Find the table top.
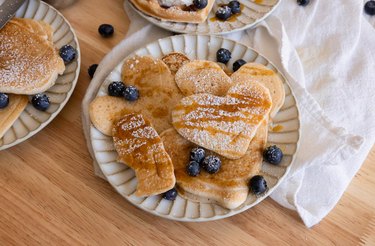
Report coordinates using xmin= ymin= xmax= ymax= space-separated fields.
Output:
xmin=1 ymin=0 xmax=375 ymax=245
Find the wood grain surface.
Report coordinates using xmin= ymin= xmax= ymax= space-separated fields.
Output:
xmin=0 ymin=0 xmax=374 ymax=245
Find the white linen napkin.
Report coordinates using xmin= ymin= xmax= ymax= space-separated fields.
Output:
xmin=82 ymin=0 xmax=375 ymax=227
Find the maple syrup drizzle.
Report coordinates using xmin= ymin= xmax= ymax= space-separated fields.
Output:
xmin=271 ymin=124 xmax=283 ymax=132
xmin=174 ymin=92 xmax=271 ymax=136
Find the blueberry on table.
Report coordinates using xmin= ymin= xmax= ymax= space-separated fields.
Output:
xmin=0 ymin=93 xmax=9 ymax=109
xmin=193 ymin=0 xmax=208 ymax=9
xmin=202 ymin=155 xmax=221 ymax=174
xmin=233 ymin=59 xmax=246 ymax=72
xmin=123 ymin=85 xmax=139 ymax=101
xmin=98 ymin=24 xmax=114 ymax=37
xmin=88 ymin=64 xmax=98 ymax=78
xmin=263 ymin=145 xmax=283 ymax=165
xmin=190 ymin=147 xmax=206 ymax=164
xmin=297 ymin=0 xmax=310 ymax=6
xmin=186 ymin=161 xmax=201 ymax=177
xmin=32 ymin=94 xmax=50 ymax=111
xmin=249 ymin=175 xmax=267 ymax=195
xmin=108 ymin=81 xmax=126 ymax=97
xmin=216 ymin=48 xmax=232 ymax=64
xmin=215 ymin=6 xmax=232 ymax=21
xmin=163 ymin=188 xmax=178 ymax=201
xmin=228 ymin=0 xmax=241 ymax=14
xmin=365 ymin=1 xmax=375 ymax=16
xmin=59 ymin=45 xmax=77 ymax=64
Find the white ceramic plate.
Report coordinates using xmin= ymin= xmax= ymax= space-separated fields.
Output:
xmin=127 ymin=0 xmax=280 ymax=35
xmin=0 ymin=0 xmax=80 ymax=150
xmin=90 ymin=35 xmax=300 ymax=221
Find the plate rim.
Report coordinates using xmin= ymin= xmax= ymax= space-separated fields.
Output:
xmin=90 ymin=34 xmax=300 ymax=221
xmin=0 ymin=0 xmax=81 ymax=151
xmin=127 ymin=0 xmax=281 ymax=35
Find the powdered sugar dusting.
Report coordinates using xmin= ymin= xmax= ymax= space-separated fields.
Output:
xmin=172 ymin=81 xmax=272 ymax=158
xmin=0 ymin=20 xmax=63 ymax=93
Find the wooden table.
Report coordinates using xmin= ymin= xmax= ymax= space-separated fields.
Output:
xmin=1 ymin=0 xmax=374 ymax=244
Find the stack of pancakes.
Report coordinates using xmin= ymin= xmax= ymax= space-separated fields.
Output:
xmin=0 ymin=18 xmax=65 ymax=139
xmin=89 ymin=53 xmax=285 ymax=209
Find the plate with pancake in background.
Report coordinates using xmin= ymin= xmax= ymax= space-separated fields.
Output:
xmin=0 ymin=0 xmax=80 ymax=150
xmin=88 ymin=35 xmax=300 ymax=221
xmin=127 ymin=0 xmax=280 ymax=34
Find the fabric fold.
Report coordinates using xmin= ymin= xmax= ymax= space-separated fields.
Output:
xmin=81 ymin=0 xmax=375 ymax=227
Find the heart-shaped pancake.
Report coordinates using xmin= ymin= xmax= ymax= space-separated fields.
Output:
xmin=172 ymin=81 xmax=272 ymax=159
xmin=160 ymin=120 xmax=267 ymax=209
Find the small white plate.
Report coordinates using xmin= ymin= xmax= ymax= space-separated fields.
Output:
xmin=128 ymin=0 xmax=280 ymax=35
xmin=89 ymin=35 xmax=300 ymax=221
xmin=0 ymin=0 xmax=80 ymax=150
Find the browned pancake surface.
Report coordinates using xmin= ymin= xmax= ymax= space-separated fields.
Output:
xmin=129 ymin=0 xmax=215 ymax=23
xmin=0 ymin=18 xmax=65 ymax=94
xmin=161 ymin=120 xmax=267 ymax=209
xmin=113 ymin=113 xmax=175 ymax=196
xmin=172 ymin=81 xmax=272 ymax=159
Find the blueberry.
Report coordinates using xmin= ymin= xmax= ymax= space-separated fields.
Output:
xmin=297 ymin=0 xmax=310 ymax=6
xmin=190 ymin=147 xmax=205 ymax=164
xmin=202 ymin=155 xmax=221 ymax=174
xmin=365 ymin=1 xmax=375 ymax=15
xmin=216 ymin=48 xmax=232 ymax=64
xmin=249 ymin=175 xmax=267 ymax=195
xmin=31 ymin=93 xmax=50 ymax=111
xmin=233 ymin=59 xmax=246 ymax=72
xmin=59 ymin=45 xmax=77 ymax=64
xmin=163 ymin=188 xmax=178 ymax=201
xmin=215 ymin=6 xmax=232 ymax=21
xmin=263 ymin=145 xmax=283 ymax=165
xmin=186 ymin=161 xmax=200 ymax=177
xmin=228 ymin=1 xmax=241 ymax=14
xmin=123 ymin=85 xmax=139 ymax=101
xmin=0 ymin=93 xmax=9 ymax=109
xmin=98 ymin=24 xmax=114 ymax=37
xmin=193 ymin=0 xmax=208 ymax=9
xmin=108 ymin=81 xmax=126 ymax=97
xmin=88 ymin=64 xmax=98 ymax=78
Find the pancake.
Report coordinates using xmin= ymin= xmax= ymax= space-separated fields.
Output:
xmin=0 ymin=94 xmax=29 ymax=139
xmin=161 ymin=120 xmax=267 ymax=209
xmin=231 ymin=63 xmax=285 ymax=118
xmin=172 ymin=81 xmax=272 ymax=159
xmin=175 ymin=60 xmax=232 ymax=96
xmin=0 ymin=18 xmax=65 ymax=95
xmin=162 ymin=52 xmax=190 ymax=75
xmin=129 ymin=0 xmax=215 ymax=23
xmin=113 ymin=113 xmax=175 ymax=196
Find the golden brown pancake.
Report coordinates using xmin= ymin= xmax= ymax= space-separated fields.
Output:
xmin=161 ymin=120 xmax=267 ymax=209
xmin=0 ymin=18 xmax=65 ymax=95
xmin=231 ymin=63 xmax=285 ymax=118
xmin=0 ymin=94 xmax=29 ymax=139
xmin=129 ymin=0 xmax=215 ymax=23
xmin=175 ymin=60 xmax=232 ymax=96
xmin=172 ymin=81 xmax=272 ymax=159
xmin=162 ymin=52 xmax=190 ymax=75
xmin=112 ymin=113 xmax=175 ymax=196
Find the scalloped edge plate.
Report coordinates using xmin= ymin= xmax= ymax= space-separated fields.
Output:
xmin=0 ymin=0 xmax=81 ymax=150
xmin=127 ymin=0 xmax=280 ymax=35
xmin=90 ymin=34 xmax=300 ymax=221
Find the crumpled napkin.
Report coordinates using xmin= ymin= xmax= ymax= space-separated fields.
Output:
xmin=82 ymin=0 xmax=375 ymax=227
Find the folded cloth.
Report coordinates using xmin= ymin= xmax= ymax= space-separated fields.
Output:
xmin=82 ymin=0 xmax=375 ymax=227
